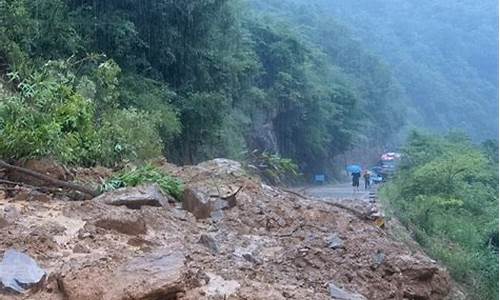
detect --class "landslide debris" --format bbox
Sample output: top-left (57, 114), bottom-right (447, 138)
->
top-left (0, 158), bottom-right (452, 299)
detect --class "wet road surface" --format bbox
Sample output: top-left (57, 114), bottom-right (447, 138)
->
top-left (301, 182), bottom-right (377, 202)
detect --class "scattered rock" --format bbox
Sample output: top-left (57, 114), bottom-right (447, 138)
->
top-left (94, 215), bottom-right (147, 235)
top-left (127, 237), bottom-right (156, 247)
top-left (182, 187), bottom-right (236, 219)
top-left (371, 250), bottom-right (385, 270)
top-left (0, 249), bottom-right (46, 293)
top-left (60, 249), bottom-right (186, 300)
top-left (242, 253), bottom-right (263, 265)
top-left (326, 233), bottom-right (344, 250)
top-left (202, 272), bottom-right (241, 298)
top-left (94, 184), bottom-right (172, 209)
top-left (103, 249), bottom-right (186, 299)
top-left (0, 158), bottom-right (454, 300)
top-left (328, 282), bottom-right (366, 300)
top-left (197, 159), bottom-right (245, 177)
top-left (199, 233), bottom-right (219, 253)
top-left (0, 217), bottom-right (9, 229)
top-left (29, 191), bottom-right (52, 202)
top-left (183, 188), bottom-right (213, 219)
top-left (73, 244), bottom-right (90, 254)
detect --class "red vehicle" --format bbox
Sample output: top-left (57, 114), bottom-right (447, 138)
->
top-left (378, 152), bottom-right (401, 180)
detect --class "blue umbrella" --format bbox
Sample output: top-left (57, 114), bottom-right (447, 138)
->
top-left (346, 164), bottom-right (362, 173)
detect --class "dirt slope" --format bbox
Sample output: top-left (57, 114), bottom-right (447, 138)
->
top-left (0, 159), bottom-right (451, 299)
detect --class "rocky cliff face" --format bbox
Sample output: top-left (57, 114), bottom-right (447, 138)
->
top-left (0, 159), bottom-right (452, 299)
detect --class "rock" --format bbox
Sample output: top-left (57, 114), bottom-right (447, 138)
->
top-left (60, 249), bottom-right (186, 300)
top-left (94, 184), bottom-right (172, 209)
top-left (103, 249), bottom-right (186, 300)
top-left (371, 250), bottom-right (385, 270)
top-left (389, 254), bottom-right (451, 299)
top-left (197, 159), bottom-right (245, 177)
top-left (29, 191), bottom-right (51, 202)
top-left (182, 188), bottom-right (213, 219)
top-left (0, 217), bottom-right (9, 229)
top-left (242, 253), bottom-right (263, 265)
top-left (199, 233), bottom-right (219, 253)
top-left (202, 272), bottom-right (241, 298)
top-left (94, 215), bottom-right (147, 235)
top-left (328, 282), bottom-right (366, 300)
top-left (326, 233), bottom-right (344, 250)
top-left (3, 206), bottom-right (20, 223)
top-left (0, 249), bottom-right (46, 293)
top-left (182, 187), bottom-right (236, 219)
top-left (73, 244), bottom-right (90, 254)
top-left (13, 190), bottom-right (51, 202)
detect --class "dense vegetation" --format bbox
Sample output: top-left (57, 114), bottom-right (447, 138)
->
top-left (323, 0), bottom-right (499, 141)
top-left (382, 131), bottom-right (498, 299)
top-left (0, 0), bottom-right (404, 176)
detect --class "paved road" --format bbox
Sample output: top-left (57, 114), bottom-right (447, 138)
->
top-left (301, 182), bottom-right (376, 202)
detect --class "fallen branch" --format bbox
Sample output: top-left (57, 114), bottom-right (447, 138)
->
top-left (0, 160), bottom-right (100, 197)
top-left (0, 179), bottom-right (64, 194)
top-left (221, 185), bottom-right (244, 200)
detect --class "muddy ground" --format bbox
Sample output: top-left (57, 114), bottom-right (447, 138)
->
top-left (0, 159), bottom-right (455, 299)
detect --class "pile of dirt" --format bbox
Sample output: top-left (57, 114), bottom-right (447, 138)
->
top-left (0, 159), bottom-right (453, 299)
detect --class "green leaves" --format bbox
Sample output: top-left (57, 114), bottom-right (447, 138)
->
top-left (0, 57), bottom-right (168, 167)
top-left (383, 131), bottom-right (498, 299)
top-left (103, 164), bottom-right (184, 200)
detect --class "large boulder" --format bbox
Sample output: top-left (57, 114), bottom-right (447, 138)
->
top-left (103, 249), bottom-right (186, 299)
top-left (182, 186), bottom-right (237, 219)
top-left (93, 184), bottom-right (173, 209)
top-left (59, 249), bottom-right (187, 300)
top-left (196, 159), bottom-right (245, 178)
top-left (0, 249), bottom-right (46, 294)
top-left (390, 254), bottom-right (451, 299)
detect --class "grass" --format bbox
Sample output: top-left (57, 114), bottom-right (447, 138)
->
top-left (102, 164), bottom-right (184, 200)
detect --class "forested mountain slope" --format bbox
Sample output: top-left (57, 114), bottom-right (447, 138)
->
top-left (0, 0), bottom-right (405, 176)
top-left (321, 0), bottom-right (498, 140)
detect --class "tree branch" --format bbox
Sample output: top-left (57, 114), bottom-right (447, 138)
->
top-left (0, 160), bottom-right (100, 197)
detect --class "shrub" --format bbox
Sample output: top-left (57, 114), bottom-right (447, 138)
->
top-left (103, 164), bottom-right (183, 200)
top-left (381, 131), bottom-right (498, 300)
top-left (98, 108), bottom-right (163, 167)
top-left (244, 150), bottom-right (299, 185)
top-left (0, 57), bottom-right (175, 167)
top-left (0, 64), bottom-right (100, 165)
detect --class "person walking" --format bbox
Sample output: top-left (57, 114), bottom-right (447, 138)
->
top-left (363, 170), bottom-right (371, 190)
top-left (351, 171), bottom-right (361, 193)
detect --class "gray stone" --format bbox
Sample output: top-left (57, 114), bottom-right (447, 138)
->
top-left (328, 282), bottom-right (366, 300)
top-left (199, 233), bottom-right (219, 253)
top-left (0, 249), bottom-right (46, 293)
top-left (94, 184), bottom-right (172, 209)
top-left (94, 215), bottom-right (147, 235)
top-left (242, 253), bottom-right (263, 265)
top-left (105, 250), bottom-right (185, 300)
top-left (182, 187), bottom-right (236, 219)
top-left (371, 250), bottom-right (385, 270)
top-left (326, 233), bottom-right (344, 250)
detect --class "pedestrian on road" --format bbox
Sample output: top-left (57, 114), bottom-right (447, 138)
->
top-left (363, 170), bottom-right (371, 190)
top-left (351, 171), bottom-right (361, 193)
